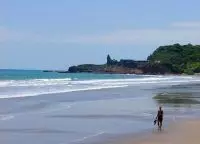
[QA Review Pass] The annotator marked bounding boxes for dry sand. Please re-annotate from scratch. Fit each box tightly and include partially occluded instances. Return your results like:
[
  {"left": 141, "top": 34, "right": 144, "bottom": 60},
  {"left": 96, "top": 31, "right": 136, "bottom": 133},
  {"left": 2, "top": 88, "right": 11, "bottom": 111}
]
[{"left": 113, "top": 120, "right": 200, "bottom": 144}]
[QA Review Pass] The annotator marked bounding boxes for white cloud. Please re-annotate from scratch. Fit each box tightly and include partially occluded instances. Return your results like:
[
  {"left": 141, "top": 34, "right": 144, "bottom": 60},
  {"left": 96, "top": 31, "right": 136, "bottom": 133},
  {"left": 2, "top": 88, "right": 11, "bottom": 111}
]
[
  {"left": 0, "top": 27, "right": 62, "bottom": 43},
  {"left": 66, "top": 28, "right": 200, "bottom": 45},
  {"left": 1, "top": 22, "right": 200, "bottom": 45},
  {"left": 0, "top": 27, "right": 35, "bottom": 43},
  {"left": 171, "top": 21, "right": 200, "bottom": 28},
  {"left": 0, "top": 27, "right": 11, "bottom": 42}
]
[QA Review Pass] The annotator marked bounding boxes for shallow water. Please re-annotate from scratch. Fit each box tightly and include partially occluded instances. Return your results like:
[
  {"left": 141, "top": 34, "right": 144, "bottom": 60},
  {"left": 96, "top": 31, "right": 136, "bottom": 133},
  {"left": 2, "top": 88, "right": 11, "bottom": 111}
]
[{"left": 0, "top": 84, "right": 200, "bottom": 144}]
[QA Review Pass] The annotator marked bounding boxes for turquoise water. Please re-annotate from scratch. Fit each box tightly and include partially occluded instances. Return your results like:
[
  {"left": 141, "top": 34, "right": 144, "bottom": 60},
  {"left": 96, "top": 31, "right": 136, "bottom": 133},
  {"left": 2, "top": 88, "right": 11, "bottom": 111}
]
[
  {"left": 0, "top": 69, "right": 142, "bottom": 80},
  {"left": 1, "top": 69, "right": 200, "bottom": 99}
]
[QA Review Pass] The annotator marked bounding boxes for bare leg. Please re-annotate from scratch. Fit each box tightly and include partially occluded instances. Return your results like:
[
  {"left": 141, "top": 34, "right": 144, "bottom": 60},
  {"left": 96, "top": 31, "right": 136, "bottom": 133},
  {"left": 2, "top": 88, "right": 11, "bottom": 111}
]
[
  {"left": 160, "top": 120, "right": 162, "bottom": 129},
  {"left": 157, "top": 120, "right": 162, "bottom": 131},
  {"left": 157, "top": 121, "right": 160, "bottom": 130}
]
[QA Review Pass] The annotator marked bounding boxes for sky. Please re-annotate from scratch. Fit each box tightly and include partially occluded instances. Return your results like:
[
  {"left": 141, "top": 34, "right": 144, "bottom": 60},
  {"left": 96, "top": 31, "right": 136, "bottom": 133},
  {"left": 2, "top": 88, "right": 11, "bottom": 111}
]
[{"left": 1, "top": 0, "right": 200, "bottom": 70}]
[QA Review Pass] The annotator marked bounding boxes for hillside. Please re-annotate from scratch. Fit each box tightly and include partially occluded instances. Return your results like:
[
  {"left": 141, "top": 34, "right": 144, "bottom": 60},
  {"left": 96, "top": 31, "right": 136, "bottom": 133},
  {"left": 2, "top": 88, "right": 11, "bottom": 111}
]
[
  {"left": 67, "top": 56, "right": 172, "bottom": 75},
  {"left": 147, "top": 43, "right": 200, "bottom": 74},
  {"left": 50, "top": 43, "right": 200, "bottom": 75}
]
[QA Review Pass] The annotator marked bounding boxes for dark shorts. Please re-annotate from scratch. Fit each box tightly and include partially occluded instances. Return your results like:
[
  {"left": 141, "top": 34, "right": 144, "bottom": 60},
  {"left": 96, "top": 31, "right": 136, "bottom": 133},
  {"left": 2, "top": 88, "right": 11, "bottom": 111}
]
[{"left": 158, "top": 117, "right": 163, "bottom": 122}]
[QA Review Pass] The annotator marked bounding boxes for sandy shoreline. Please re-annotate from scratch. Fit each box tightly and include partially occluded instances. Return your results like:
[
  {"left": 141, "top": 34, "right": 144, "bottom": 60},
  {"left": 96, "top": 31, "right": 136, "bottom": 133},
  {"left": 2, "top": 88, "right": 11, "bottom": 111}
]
[{"left": 111, "top": 120, "right": 200, "bottom": 144}]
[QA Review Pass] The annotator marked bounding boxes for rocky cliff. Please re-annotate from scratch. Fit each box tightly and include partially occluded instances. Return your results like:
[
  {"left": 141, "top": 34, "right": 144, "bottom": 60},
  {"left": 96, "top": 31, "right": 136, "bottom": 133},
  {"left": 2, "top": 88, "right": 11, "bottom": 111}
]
[
  {"left": 67, "top": 55, "right": 172, "bottom": 74},
  {"left": 43, "top": 44, "right": 200, "bottom": 75}
]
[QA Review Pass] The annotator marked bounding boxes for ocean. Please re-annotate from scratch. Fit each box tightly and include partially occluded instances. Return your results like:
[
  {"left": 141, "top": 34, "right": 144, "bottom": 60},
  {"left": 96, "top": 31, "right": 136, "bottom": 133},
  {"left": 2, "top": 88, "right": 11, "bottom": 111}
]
[
  {"left": 1, "top": 69, "right": 200, "bottom": 99},
  {"left": 1, "top": 69, "right": 200, "bottom": 144}
]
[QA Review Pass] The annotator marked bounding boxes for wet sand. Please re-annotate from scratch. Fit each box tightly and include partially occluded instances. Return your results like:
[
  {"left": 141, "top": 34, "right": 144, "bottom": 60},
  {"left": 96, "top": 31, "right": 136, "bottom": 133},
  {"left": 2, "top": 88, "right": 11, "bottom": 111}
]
[{"left": 114, "top": 120, "right": 200, "bottom": 144}]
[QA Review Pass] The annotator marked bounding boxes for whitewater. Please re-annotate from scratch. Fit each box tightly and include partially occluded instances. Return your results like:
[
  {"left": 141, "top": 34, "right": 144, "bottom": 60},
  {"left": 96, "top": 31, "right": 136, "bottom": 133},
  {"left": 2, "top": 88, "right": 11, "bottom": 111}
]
[{"left": 0, "top": 71, "right": 200, "bottom": 99}]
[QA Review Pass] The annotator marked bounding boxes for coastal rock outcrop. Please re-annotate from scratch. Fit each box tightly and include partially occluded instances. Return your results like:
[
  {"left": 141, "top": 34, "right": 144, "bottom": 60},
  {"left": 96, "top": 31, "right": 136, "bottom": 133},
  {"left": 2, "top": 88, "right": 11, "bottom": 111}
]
[
  {"left": 44, "top": 44, "right": 200, "bottom": 75},
  {"left": 67, "top": 55, "right": 171, "bottom": 74}
]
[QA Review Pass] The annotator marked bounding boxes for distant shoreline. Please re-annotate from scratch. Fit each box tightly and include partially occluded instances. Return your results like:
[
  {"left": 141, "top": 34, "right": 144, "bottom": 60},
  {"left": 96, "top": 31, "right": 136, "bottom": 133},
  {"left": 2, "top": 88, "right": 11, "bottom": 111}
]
[
  {"left": 64, "top": 44, "right": 200, "bottom": 75},
  {"left": 43, "top": 69, "right": 200, "bottom": 76}
]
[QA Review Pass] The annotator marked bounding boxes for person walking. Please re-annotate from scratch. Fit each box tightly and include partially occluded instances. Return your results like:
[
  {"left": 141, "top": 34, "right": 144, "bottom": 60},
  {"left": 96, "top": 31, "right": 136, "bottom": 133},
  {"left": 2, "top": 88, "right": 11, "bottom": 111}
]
[{"left": 154, "top": 106, "right": 163, "bottom": 130}]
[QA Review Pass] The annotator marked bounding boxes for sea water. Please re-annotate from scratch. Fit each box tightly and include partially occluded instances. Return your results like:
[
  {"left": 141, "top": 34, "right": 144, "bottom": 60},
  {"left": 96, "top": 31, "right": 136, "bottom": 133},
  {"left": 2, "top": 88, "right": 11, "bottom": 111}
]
[{"left": 0, "top": 69, "right": 200, "bottom": 144}]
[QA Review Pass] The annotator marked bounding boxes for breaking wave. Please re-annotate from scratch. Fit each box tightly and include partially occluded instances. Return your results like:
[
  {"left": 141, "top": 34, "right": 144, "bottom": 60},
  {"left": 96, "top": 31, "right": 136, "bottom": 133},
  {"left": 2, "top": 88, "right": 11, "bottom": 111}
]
[{"left": 0, "top": 75, "right": 200, "bottom": 99}]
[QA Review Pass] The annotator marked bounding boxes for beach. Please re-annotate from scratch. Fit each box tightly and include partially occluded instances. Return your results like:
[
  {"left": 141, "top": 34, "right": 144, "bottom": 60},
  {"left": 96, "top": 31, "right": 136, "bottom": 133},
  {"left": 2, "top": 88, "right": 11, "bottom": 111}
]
[
  {"left": 1, "top": 70, "right": 200, "bottom": 143},
  {"left": 112, "top": 120, "right": 200, "bottom": 144},
  {"left": 2, "top": 0, "right": 200, "bottom": 143}
]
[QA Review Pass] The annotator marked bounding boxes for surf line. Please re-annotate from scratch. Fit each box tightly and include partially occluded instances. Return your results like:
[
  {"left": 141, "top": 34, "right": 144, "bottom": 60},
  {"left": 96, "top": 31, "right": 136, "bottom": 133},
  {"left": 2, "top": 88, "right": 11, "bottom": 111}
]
[
  {"left": 0, "top": 115, "right": 15, "bottom": 121},
  {"left": 71, "top": 131, "right": 105, "bottom": 143},
  {"left": 38, "top": 103, "right": 76, "bottom": 114}
]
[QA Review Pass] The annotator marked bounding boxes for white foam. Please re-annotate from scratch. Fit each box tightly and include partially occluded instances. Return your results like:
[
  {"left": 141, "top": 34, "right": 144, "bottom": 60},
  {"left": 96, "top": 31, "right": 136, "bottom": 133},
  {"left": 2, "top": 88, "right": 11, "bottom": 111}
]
[
  {"left": 0, "top": 85, "right": 128, "bottom": 99},
  {"left": 71, "top": 131, "right": 104, "bottom": 143},
  {"left": 71, "top": 77, "right": 174, "bottom": 84},
  {"left": 0, "top": 78, "right": 71, "bottom": 87},
  {"left": 39, "top": 103, "right": 76, "bottom": 114},
  {"left": 1, "top": 75, "right": 200, "bottom": 99},
  {"left": 0, "top": 115, "right": 15, "bottom": 121},
  {"left": 141, "top": 112, "right": 153, "bottom": 117}
]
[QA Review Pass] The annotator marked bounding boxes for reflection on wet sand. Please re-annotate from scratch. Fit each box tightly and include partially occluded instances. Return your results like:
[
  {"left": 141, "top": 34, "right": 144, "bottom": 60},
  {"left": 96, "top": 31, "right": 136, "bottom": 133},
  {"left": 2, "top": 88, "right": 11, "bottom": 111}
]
[{"left": 153, "top": 92, "right": 200, "bottom": 107}]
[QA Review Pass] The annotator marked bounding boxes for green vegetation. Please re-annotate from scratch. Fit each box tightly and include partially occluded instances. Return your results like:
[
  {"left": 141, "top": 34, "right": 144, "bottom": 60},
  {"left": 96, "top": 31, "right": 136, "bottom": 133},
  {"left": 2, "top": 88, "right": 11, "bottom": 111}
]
[
  {"left": 147, "top": 43, "right": 200, "bottom": 74},
  {"left": 67, "top": 43, "right": 200, "bottom": 75},
  {"left": 106, "top": 54, "right": 118, "bottom": 65},
  {"left": 68, "top": 64, "right": 105, "bottom": 73}
]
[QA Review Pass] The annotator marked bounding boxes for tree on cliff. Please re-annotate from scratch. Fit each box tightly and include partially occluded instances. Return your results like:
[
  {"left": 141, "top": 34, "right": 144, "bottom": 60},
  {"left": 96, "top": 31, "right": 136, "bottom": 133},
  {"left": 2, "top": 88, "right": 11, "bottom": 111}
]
[
  {"left": 107, "top": 54, "right": 118, "bottom": 65},
  {"left": 147, "top": 43, "right": 200, "bottom": 74},
  {"left": 107, "top": 54, "right": 112, "bottom": 65}
]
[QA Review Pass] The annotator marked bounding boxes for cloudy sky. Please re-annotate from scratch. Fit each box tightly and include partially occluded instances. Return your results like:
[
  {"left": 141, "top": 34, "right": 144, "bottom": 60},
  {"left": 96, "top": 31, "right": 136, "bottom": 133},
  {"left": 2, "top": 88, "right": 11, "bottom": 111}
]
[{"left": 1, "top": 0, "right": 200, "bottom": 69}]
